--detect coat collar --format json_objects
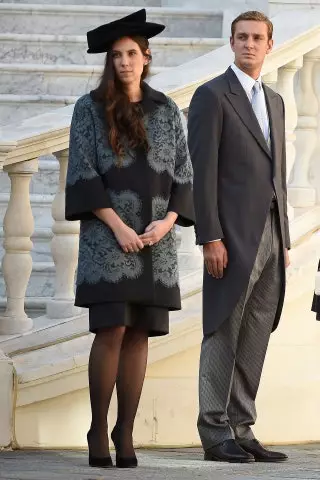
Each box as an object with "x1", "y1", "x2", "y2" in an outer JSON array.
[
  {"x1": 141, "y1": 81, "x2": 167, "y2": 113},
  {"x1": 90, "y1": 81, "x2": 167, "y2": 115},
  {"x1": 230, "y1": 63, "x2": 262, "y2": 98},
  {"x1": 224, "y1": 66, "x2": 275, "y2": 159},
  {"x1": 263, "y1": 84, "x2": 283, "y2": 176}
]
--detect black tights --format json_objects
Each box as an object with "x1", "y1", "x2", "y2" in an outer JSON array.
[{"x1": 87, "y1": 326, "x2": 148, "y2": 458}]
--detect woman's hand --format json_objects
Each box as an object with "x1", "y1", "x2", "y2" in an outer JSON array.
[
  {"x1": 113, "y1": 222, "x2": 144, "y2": 253},
  {"x1": 93, "y1": 207, "x2": 143, "y2": 253},
  {"x1": 139, "y1": 219, "x2": 174, "y2": 246}
]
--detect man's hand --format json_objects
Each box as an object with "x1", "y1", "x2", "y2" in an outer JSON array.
[
  {"x1": 203, "y1": 241, "x2": 228, "y2": 279},
  {"x1": 285, "y1": 248, "x2": 290, "y2": 268}
]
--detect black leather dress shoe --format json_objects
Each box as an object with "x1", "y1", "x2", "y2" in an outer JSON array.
[
  {"x1": 238, "y1": 439, "x2": 288, "y2": 462},
  {"x1": 204, "y1": 439, "x2": 255, "y2": 463}
]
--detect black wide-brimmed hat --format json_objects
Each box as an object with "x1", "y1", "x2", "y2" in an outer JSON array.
[{"x1": 87, "y1": 9, "x2": 165, "y2": 54}]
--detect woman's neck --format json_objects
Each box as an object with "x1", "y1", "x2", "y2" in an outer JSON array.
[{"x1": 123, "y1": 82, "x2": 143, "y2": 103}]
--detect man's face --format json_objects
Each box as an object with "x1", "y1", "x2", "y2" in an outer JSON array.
[{"x1": 230, "y1": 20, "x2": 273, "y2": 73}]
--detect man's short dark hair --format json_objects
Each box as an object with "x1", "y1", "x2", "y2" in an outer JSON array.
[{"x1": 231, "y1": 11, "x2": 273, "y2": 40}]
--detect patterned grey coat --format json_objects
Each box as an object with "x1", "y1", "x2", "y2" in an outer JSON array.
[{"x1": 65, "y1": 83, "x2": 194, "y2": 310}]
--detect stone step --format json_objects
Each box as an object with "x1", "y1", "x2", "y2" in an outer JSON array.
[
  {"x1": 0, "y1": 94, "x2": 77, "y2": 126},
  {"x1": 0, "y1": 63, "x2": 169, "y2": 97},
  {"x1": 0, "y1": 33, "x2": 226, "y2": 67},
  {"x1": 0, "y1": 0, "x2": 161, "y2": 4},
  {"x1": 0, "y1": 4, "x2": 223, "y2": 37}
]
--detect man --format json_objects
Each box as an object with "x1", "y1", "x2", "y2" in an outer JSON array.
[{"x1": 188, "y1": 11, "x2": 290, "y2": 463}]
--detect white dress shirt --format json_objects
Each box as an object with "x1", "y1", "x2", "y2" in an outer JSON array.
[{"x1": 231, "y1": 63, "x2": 270, "y2": 145}]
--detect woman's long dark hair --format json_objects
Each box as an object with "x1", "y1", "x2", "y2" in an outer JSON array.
[{"x1": 93, "y1": 36, "x2": 151, "y2": 161}]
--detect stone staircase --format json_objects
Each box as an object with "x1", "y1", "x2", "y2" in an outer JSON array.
[
  {"x1": 0, "y1": 1, "x2": 226, "y2": 317},
  {"x1": 0, "y1": 3, "x2": 225, "y2": 124}
]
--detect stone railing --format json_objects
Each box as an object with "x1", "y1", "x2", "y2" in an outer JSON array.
[
  {"x1": 0, "y1": 110, "x2": 72, "y2": 334},
  {"x1": 0, "y1": 9, "x2": 320, "y2": 335}
]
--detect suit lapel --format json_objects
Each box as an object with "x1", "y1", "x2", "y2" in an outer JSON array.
[
  {"x1": 263, "y1": 85, "x2": 281, "y2": 175},
  {"x1": 224, "y1": 67, "x2": 271, "y2": 159}
]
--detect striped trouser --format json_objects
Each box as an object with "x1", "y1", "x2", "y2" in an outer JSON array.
[{"x1": 198, "y1": 208, "x2": 283, "y2": 450}]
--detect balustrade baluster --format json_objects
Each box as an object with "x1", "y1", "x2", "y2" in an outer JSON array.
[
  {"x1": 277, "y1": 58, "x2": 303, "y2": 218},
  {"x1": 177, "y1": 110, "x2": 202, "y2": 275},
  {"x1": 263, "y1": 70, "x2": 278, "y2": 90},
  {"x1": 46, "y1": 149, "x2": 81, "y2": 319},
  {"x1": 0, "y1": 159, "x2": 38, "y2": 334},
  {"x1": 291, "y1": 51, "x2": 318, "y2": 208}
]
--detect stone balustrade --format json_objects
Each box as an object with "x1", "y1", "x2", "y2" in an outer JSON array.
[
  {"x1": 45, "y1": 149, "x2": 82, "y2": 320},
  {"x1": 0, "y1": 9, "x2": 320, "y2": 335}
]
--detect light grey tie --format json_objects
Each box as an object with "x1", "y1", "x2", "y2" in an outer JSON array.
[{"x1": 251, "y1": 81, "x2": 270, "y2": 146}]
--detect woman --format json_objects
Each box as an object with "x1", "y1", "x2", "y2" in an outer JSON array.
[
  {"x1": 65, "y1": 9, "x2": 194, "y2": 469},
  {"x1": 312, "y1": 260, "x2": 320, "y2": 320}
]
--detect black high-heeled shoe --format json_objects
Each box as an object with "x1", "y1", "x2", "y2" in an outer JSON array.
[
  {"x1": 111, "y1": 428, "x2": 138, "y2": 468},
  {"x1": 87, "y1": 432, "x2": 113, "y2": 468},
  {"x1": 88, "y1": 454, "x2": 113, "y2": 468}
]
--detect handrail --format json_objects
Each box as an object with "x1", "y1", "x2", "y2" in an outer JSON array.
[{"x1": 0, "y1": 106, "x2": 73, "y2": 169}]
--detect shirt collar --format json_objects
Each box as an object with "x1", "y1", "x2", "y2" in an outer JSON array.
[{"x1": 231, "y1": 63, "x2": 262, "y2": 97}]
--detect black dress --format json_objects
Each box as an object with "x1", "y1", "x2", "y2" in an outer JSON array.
[{"x1": 65, "y1": 83, "x2": 195, "y2": 336}]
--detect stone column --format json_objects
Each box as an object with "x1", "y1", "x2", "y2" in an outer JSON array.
[
  {"x1": 0, "y1": 159, "x2": 38, "y2": 334},
  {"x1": 263, "y1": 70, "x2": 278, "y2": 90},
  {"x1": 277, "y1": 58, "x2": 303, "y2": 218},
  {"x1": 310, "y1": 48, "x2": 320, "y2": 203},
  {"x1": 46, "y1": 150, "x2": 81, "y2": 319},
  {"x1": 177, "y1": 110, "x2": 202, "y2": 275},
  {"x1": 177, "y1": 226, "x2": 203, "y2": 275},
  {"x1": 290, "y1": 51, "x2": 318, "y2": 208}
]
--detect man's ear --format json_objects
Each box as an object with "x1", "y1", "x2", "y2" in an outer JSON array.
[
  {"x1": 266, "y1": 38, "x2": 274, "y2": 54},
  {"x1": 230, "y1": 36, "x2": 235, "y2": 52}
]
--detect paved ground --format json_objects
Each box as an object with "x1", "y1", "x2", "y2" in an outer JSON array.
[{"x1": 0, "y1": 445, "x2": 320, "y2": 480}]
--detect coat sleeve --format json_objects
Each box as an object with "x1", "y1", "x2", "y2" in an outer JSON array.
[
  {"x1": 188, "y1": 84, "x2": 224, "y2": 245},
  {"x1": 280, "y1": 96, "x2": 291, "y2": 250},
  {"x1": 65, "y1": 98, "x2": 112, "y2": 221},
  {"x1": 167, "y1": 100, "x2": 195, "y2": 227}
]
